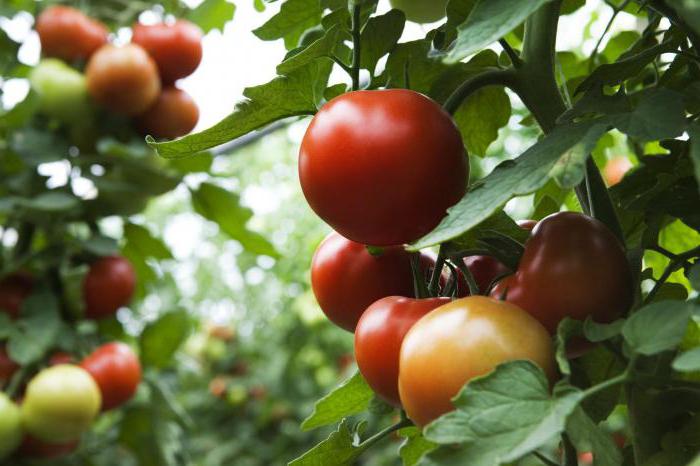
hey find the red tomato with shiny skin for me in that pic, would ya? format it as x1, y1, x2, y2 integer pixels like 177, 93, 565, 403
83, 256, 136, 320
311, 232, 434, 332
86, 44, 161, 115
137, 87, 199, 139
0, 346, 19, 385
490, 212, 633, 333
19, 435, 78, 459
0, 274, 33, 319
36, 6, 108, 62
354, 296, 450, 406
299, 89, 469, 246
80, 342, 141, 411
132, 21, 203, 84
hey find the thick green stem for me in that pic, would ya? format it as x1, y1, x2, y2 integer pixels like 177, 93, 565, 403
350, 4, 362, 91
443, 69, 518, 115
428, 246, 446, 297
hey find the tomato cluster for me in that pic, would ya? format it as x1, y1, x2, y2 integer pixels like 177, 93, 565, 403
300, 90, 635, 427
32, 5, 201, 139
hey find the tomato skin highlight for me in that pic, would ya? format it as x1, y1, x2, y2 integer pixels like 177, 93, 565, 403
81, 342, 142, 411
132, 20, 203, 84
0, 274, 33, 319
83, 256, 136, 320
311, 232, 433, 332
355, 296, 450, 406
398, 296, 555, 427
137, 87, 199, 139
299, 89, 468, 246
86, 44, 161, 116
36, 6, 108, 62
490, 212, 633, 333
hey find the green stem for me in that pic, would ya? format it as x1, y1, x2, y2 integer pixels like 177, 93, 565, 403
428, 247, 446, 297
453, 257, 480, 296
411, 253, 430, 299
533, 451, 562, 466
644, 245, 700, 305
582, 370, 628, 399
357, 417, 412, 453
350, 4, 362, 91
443, 69, 517, 115
499, 39, 523, 68
561, 434, 577, 466
588, 0, 632, 71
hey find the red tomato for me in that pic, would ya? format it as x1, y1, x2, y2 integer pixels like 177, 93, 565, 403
132, 21, 203, 84
35, 6, 108, 62
299, 90, 468, 246
603, 156, 633, 187
491, 212, 633, 333
19, 435, 78, 459
517, 219, 538, 230
49, 352, 75, 366
0, 346, 19, 385
80, 342, 141, 411
137, 87, 199, 139
311, 232, 434, 332
463, 255, 510, 295
0, 274, 33, 319
355, 296, 450, 406
83, 256, 136, 320
398, 296, 556, 426
86, 44, 161, 115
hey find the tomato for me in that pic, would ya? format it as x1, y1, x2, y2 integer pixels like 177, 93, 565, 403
49, 352, 75, 366
21, 365, 101, 443
603, 156, 633, 186
355, 296, 450, 406
0, 393, 22, 460
0, 345, 19, 385
132, 20, 203, 84
517, 219, 538, 231
463, 255, 510, 295
80, 342, 141, 411
86, 44, 161, 115
0, 273, 33, 319
83, 256, 136, 319
35, 5, 108, 62
136, 86, 199, 139
19, 435, 78, 460
299, 90, 468, 246
311, 232, 434, 332
29, 59, 93, 124
490, 212, 633, 334
398, 296, 555, 426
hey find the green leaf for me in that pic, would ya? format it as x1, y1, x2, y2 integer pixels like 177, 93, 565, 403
187, 0, 236, 33
277, 25, 350, 75
399, 427, 437, 466
253, 0, 322, 49
360, 9, 405, 74
610, 89, 687, 142
555, 318, 583, 376
150, 60, 331, 159
673, 347, 700, 372
140, 310, 192, 368
19, 191, 79, 213
167, 151, 214, 174
623, 301, 694, 355
690, 123, 700, 194
10, 128, 70, 166
7, 287, 61, 365
0, 314, 12, 339
289, 419, 361, 466
444, 0, 551, 64
190, 183, 278, 257
583, 318, 624, 343
423, 361, 584, 466
566, 407, 623, 466
124, 223, 173, 261
411, 121, 608, 250
301, 372, 374, 431
689, 263, 700, 291
82, 235, 120, 257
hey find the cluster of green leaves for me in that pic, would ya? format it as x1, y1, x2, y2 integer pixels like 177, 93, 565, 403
151, 0, 700, 465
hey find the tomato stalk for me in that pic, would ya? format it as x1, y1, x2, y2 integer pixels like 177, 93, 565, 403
350, 3, 362, 91
355, 416, 412, 455
644, 245, 700, 305
452, 257, 480, 296
427, 246, 445, 296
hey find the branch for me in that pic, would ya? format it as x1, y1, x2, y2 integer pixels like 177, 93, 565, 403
351, 4, 362, 91
589, 0, 632, 71
443, 68, 517, 115
499, 38, 523, 68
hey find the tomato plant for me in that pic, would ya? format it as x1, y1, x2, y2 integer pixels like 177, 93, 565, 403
299, 89, 468, 246
389, 0, 449, 24
137, 86, 199, 139
83, 256, 136, 319
29, 58, 93, 125
86, 43, 161, 115
0, 274, 32, 319
81, 342, 142, 411
132, 20, 203, 84
35, 5, 108, 62
21, 365, 101, 443
0, 393, 22, 460
354, 296, 449, 406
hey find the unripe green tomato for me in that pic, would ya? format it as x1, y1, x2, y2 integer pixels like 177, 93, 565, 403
0, 393, 22, 460
389, 0, 448, 23
21, 365, 101, 443
29, 59, 93, 125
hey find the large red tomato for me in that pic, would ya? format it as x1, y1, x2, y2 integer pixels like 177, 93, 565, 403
355, 296, 449, 406
490, 212, 633, 333
0, 274, 33, 319
81, 342, 141, 410
83, 256, 136, 319
398, 296, 555, 426
86, 44, 161, 115
0, 346, 19, 385
132, 20, 203, 84
299, 90, 468, 246
137, 86, 199, 139
35, 6, 108, 62
18, 435, 78, 460
311, 232, 434, 332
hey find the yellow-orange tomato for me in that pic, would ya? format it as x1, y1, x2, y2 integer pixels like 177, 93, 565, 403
86, 44, 161, 115
398, 296, 556, 427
